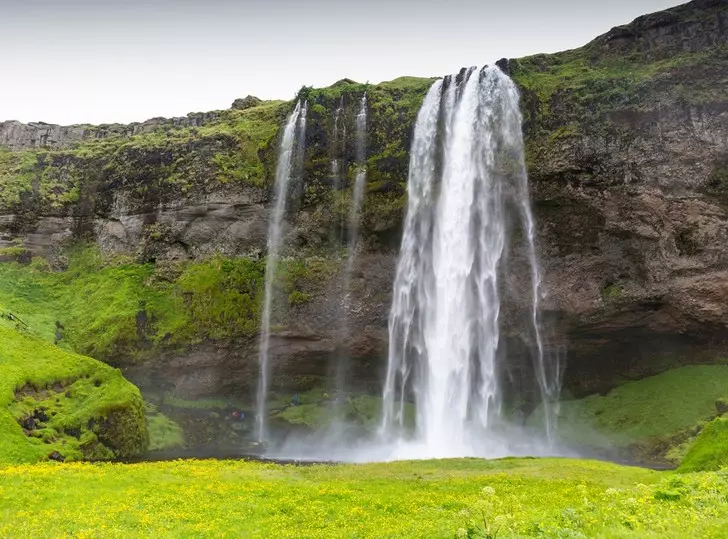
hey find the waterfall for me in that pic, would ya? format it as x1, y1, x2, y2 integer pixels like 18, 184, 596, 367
256, 101, 308, 443
333, 94, 368, 400
346, 94, 368, 270
381, 66, 560, 457
331, 98, 344, 189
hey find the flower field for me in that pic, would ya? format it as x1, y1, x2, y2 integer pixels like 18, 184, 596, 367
1, 458, 726, 538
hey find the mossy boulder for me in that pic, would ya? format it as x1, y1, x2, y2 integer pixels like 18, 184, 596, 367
0, 324, 148, 463
231, 95, 262, 110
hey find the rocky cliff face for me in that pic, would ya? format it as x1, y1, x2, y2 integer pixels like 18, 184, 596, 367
0, 0, 726, 402
512, 0, 728, 392
0, 113, 221, 151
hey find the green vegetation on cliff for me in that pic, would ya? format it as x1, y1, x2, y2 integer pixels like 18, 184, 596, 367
0, 322, 148, 463
0, 247, 338, 364
0, 458, 727, 538
0, 101, 287, 216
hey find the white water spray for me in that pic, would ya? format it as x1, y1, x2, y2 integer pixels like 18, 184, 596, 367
256, 101, 307, 443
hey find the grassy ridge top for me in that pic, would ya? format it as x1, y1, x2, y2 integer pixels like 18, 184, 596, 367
0, 458, 727, 538
0, 322, 148, 463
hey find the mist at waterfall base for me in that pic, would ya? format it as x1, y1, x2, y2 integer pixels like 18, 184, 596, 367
260, 66, 569, 463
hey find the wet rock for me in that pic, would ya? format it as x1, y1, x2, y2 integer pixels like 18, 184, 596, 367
21, 417, 37, 431
716, 398, 728, 415
48, 451, 65, 462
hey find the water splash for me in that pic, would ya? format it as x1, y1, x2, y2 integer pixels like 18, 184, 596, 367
256, 101, 308, 443
381, 66, 561, 457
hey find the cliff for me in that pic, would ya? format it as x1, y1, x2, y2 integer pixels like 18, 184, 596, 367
0, 0, 726, 403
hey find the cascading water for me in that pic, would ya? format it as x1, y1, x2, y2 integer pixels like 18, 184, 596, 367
331, 98, 344, 189
345, 94, 368, 274
256, 101, 308, 443
381, 66, 560, 458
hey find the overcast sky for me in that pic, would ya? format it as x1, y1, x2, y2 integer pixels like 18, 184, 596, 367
1, 0, 683, 125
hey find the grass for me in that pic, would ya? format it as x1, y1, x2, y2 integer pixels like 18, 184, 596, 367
145, 405, 184, 452
679, 418, 728, 473
272, 393, 415, 432
160, 393, 245, 411
0, 323, 148, 463
543, 365, 728, 450
0, 458, 726, 538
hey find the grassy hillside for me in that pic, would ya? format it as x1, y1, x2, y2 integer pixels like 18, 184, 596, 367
0, 320, 148, 463
0, 458, 726, 538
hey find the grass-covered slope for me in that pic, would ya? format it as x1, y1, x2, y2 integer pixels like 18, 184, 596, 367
533, 365, 728, 466
679, 417, 728, 473
0, 458, 726, 538
554, 366, 728, 445
0, 322, 148, 463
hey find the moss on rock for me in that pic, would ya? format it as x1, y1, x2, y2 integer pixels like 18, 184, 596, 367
0, 323, 149, 463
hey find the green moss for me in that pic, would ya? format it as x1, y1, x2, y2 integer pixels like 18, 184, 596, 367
0, 148, 37, 208
600, 281, 624, 301
287, 290, 310, 305
0, 324, 148, 463
707, 164, 728, 204
678, 417, 728, 472
162, 255, 265, 343
161, 393, 244, 411
0, 246, 29, 259
0, 246, 342, 364
276, 256, 339, 302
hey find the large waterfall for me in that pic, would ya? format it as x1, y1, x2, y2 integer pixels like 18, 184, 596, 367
256, 101, 308, 443
380, 66, 560, 458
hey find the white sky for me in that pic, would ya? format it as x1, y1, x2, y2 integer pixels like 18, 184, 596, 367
0, 0, 684, 125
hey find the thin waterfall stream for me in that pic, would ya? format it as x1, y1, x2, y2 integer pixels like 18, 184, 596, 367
256, 101, 308, 443
334, 94, 368, 400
